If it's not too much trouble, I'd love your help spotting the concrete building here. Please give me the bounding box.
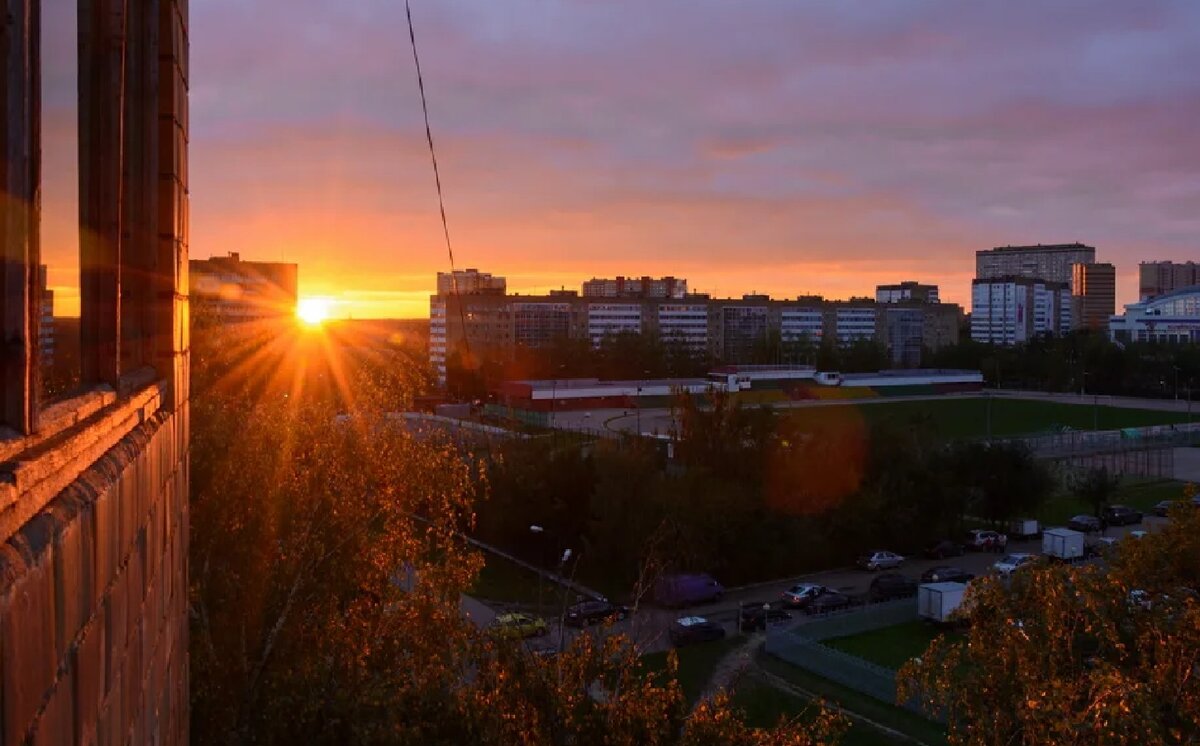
[1071,262,1116,331]
[190,252,299,321]
[1110,286,1200,344]
[976,243,1096,285]
[37,264,54,367]
[971,278,1072,345]
[429,273,963,383]
[438,268,506,296]
[1,4,190,743]
[876,281,939,304]
[582,275,687,299]
[1139,261,1200,301]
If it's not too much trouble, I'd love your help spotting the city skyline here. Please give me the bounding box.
[39,1,1200,318]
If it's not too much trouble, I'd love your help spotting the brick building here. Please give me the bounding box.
[1,3,190,743]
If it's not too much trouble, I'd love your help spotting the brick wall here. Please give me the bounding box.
[1,405,189,744]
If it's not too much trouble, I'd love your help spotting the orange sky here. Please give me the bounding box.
[39,1,1200,319]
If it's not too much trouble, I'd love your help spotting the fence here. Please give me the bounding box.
[765,598,932,717]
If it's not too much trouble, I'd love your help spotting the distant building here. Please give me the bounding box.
[437,268,506,296]
[1138,261,1199,301]
[876,281,939,304]
[37,264,54,367]
[976,243,1096,285]
[1070,262,1116,331]
[429,271,962,384]
[971,278,1072,345]
[189,252,298,321]
[582,275,687,299]
[1110,286,1200,344]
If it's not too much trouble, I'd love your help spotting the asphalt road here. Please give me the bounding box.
[513,516,1170,656]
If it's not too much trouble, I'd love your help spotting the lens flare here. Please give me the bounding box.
[297,297,332,326]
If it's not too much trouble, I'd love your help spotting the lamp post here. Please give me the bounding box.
[530,524,547,619]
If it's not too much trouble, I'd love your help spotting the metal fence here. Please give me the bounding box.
[764,598,931,716]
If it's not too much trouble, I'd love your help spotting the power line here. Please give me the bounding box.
[405,1,472,370]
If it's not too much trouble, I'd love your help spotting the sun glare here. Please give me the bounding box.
[297,297,332,326]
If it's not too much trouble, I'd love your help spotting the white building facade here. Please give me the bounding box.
[1109,286,1200,344]
[971,278,1071,345]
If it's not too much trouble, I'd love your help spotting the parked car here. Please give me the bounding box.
[669,616,726,646]
[923,539,965,560]
[856,550,904,571]
[965,529,1008,552]
[1068,515,1103,533]
[1103,505,1143,526]
[868,573,918,601]
[490,613,549,640]
[654,573,724,607]
[805,592,852,615]
[993,553,1037,577]
[779,583,829,609]
[1154,500,1177,517]
[921,566,975,584]
[564,598,629,627]
[1085,536,1118,558]
[738,602,792,632]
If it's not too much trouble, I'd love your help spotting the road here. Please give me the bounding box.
[512,516,1170,656]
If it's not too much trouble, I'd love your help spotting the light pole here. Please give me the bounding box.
[530,524,546,619]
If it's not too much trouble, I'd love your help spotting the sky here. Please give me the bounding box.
[40,0,1200,318]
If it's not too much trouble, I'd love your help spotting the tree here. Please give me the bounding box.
[900,490,1200,745]
[1070,466,1122,520]
[189,321,843,744]
[943,442,1052,526]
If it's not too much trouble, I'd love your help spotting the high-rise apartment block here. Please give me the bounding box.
[190,252,299,321]
[438,268,507,296]
[976,243,1096,284]
[1138,261,1199,301]
[582,275,687,299]
[36,264,54,367]
[971,278,1072,345]
[429,271,962,384]
[876,281,939,304]
[1071,262,1116,331]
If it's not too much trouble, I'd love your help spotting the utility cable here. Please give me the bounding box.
[405,1,473,371]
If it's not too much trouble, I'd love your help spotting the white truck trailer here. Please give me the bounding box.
[1042,527,1085,562]
[918,582,968,624]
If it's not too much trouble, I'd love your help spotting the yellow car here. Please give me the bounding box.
[490,612,549,640]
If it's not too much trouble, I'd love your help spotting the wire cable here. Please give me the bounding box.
[405,0,473,372]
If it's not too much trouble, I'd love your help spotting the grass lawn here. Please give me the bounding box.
[641,637,744,705]
[786,398,1189,440]
[1036,478,1188,526]
[470,555,561,606]
[752,653,948,745]
[823,620,954,671]
[732,676,914,746]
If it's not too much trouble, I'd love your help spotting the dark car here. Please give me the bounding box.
[1068,514,1103,533]
[805,591,852,615]
[923,539,965,560]
[1154,500,1176,518]
[738,602,793,632]
[1103,505,1142,526]
[780,583,830,609]
[920,566,975,584]
[668,616,726,647]
[564,598,629,628]
[868,573,917,601]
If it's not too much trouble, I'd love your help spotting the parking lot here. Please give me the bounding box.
[516,516,1171,655]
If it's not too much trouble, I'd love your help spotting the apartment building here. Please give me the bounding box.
[1139,261,1200,301]
[429,272,962,383]
[582,275,687,299]
[976,243,1096,285]
[1071,262,1116,331]
[190,252,299,321]
[971,278,1072,345]
[876,281,939,304]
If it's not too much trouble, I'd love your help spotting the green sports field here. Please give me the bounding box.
[783,397,1193,440]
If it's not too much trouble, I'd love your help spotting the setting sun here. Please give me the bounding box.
[297,297,332,326]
